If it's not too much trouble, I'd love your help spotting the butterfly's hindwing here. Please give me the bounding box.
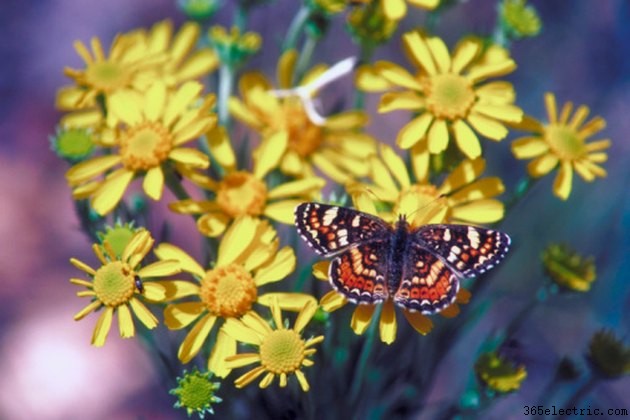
[294,203,390,257]
[415,224,511,278]
[329,241,389,304]
[393,244,459,314]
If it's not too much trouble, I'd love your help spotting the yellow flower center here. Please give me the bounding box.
[85,60,131,92]
[544,124,585,160]
[277,98,324,157]
[92,261,135,307]
[199,264,257,317]
[119,122,173,171]
[216,171,267,217]
[259,329,305,374]
[424,73,476,120]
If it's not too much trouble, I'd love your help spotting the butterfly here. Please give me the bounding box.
[295,202,511,315]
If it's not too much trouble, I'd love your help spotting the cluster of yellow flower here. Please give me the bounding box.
[53,1,612,410]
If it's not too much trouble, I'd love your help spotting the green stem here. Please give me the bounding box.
[353,41,375,110]
[164,165,191,201]
[505,175,539,212]
[295,34,318,83]
[217,63,234,127]
[234,5,248,31]
[283,5,310,52]
[349,306,382,403]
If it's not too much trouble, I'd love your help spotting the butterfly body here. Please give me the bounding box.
[295,202,511,315]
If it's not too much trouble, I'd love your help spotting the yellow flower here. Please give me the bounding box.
[542,244,596,292]
[65,81,217,215]
[357,31,522,163]
[170,127,325,237]
[475,351,527,392]
[170,368,222,417]
[499,0,542,39]
[352,144,505,227]
[155,217,315,378]
[511,93,610,200]
[70,229,180,346]
[223,298,323,391]
[208,25,261,66]
[381,0,440,21]
[230,50,376,183]
[347,0,398,44]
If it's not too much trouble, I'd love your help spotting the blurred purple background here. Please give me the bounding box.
[0,0,628,418]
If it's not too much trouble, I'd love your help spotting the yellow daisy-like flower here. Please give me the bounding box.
[223,298,323,391]
[542,244,596,292]
[475,351,527,392]
[229,50,376,183]
[65,81,217,215]
[170,127,325,237]
[358,31,522,165]
[381,0,440,21]
[353,144,505,227]
[511,93,610,200]
[70,229,180,346]
[156,217,315,378]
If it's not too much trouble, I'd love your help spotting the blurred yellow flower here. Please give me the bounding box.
[70,229,180,346]
[170,127,325,237]
[475,351,527,392]
[65,81,216,215]
[351,144,505,227]
[230,50,376,183]
[511,93,610,200]
[357,31,522,161]
[155,217,315,378]
[542,244,596,292]
[223,298,323,391]
[381,0,440,21]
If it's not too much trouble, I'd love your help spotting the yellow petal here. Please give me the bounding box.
[323,111,368,130]
[258,293,317,312]
[91,169,134,215]
[312,261,330,281]
[158,280,200,300]
[228,97,262,128]
[170,199,219,214]
[280,150,304,175]
[254,131,288,179]
[128,297,159,329]
[310,152,350,183]
[207,126,235,171]
[453,120,481,159]
[176,50,219,82]
[168,148,210,168]
[527,154,559,177]
[450,199,505,224]
[397,113,433,149]
[197,212,230,237]
[379,300,397,344]
[91,307,114,347]
[402,31,437,75]
[141,281,167,302]
[410,139,430,182]
[466,112,508,140]
[544,92,558,123]
[475,81,515,105]
[137,260,181,278]
[402,310,433,335]
[380,144,410,189]
[578,116,607,138]
[382,0,406,20]
[164,302,205,329]
[378,91,425,113]
[144,82,166,122]
[268,178,325,200]
[217,216,258,266]
[154,243,205,277]
[451,37,481,74]
[370,154,398,194]
[511,136,549,159]
[448,177,505,204]
[374,61,423,91]
[573,160,596,182]
[178,313,217,363]
[294,300,318,333]
[74,300,101,321]
[209,327,238,378]
[320,290,347,312]
[427,119,449,154]
[558,101,574,125]
[295,370,310,392]
[225,352,261,370]
[234,366,266,389]
[439,304,460,318]
[278,49,298,88]
[552,161,573,200]
[143,166,164,200]
[426,36,451,73]
[173,116,217,146]
[585,139,611,152]
[355,64,393,92]
[109,90,143,126]
[264,200,303,224]
[350,304,376,335]
[164,81,203,127]
[254,247,296,285]
[118,304,135,338]
[473,103,523,123]
[223,318,263,345]
[65,155,122,186]
[467,59,516,83]
[438,157,485,194]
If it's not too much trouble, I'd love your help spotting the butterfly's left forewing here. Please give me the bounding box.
[415,224,511,278]
[294,202,390,257]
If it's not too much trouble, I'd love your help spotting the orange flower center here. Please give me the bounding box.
[199,264,257,317]
[424,73,476,120]
[259,329,305,374]
[216,171,267,217]
[85,60,132,93]
[276,98,324,157]
[119,122,173,171]
[545,124,585,160]
[396,184,448,225]
[92,261,135,307]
